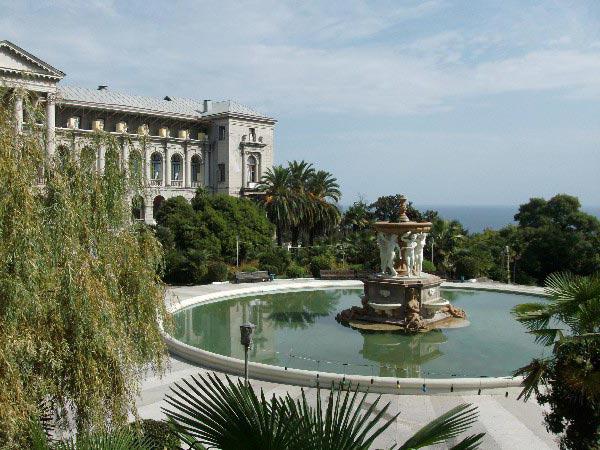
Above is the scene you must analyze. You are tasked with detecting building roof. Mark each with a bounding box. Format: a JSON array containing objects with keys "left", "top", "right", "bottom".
[
  {"left": 57, "top": 85, "right": 273, "bottom": 121},
  {"left": 0, "top": 40, "right": 65, "bottom": 80}
]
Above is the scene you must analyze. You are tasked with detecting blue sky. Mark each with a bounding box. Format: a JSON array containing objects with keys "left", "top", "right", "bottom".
[{"left": 3, "top": 0, "right": 599, "bottom": 206}]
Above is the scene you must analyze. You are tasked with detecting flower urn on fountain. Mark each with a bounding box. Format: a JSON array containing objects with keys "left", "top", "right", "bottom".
[{"left": 336, "top": 195, "right": 466, "bottom": 332}]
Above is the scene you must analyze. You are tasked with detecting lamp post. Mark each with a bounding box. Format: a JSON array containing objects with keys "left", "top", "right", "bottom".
[
  {"left": 240, "top": 322, "right": 255, "bottom": 386},
  {"left": 505, "top": 246, "right": 510, "bottom": 284}
]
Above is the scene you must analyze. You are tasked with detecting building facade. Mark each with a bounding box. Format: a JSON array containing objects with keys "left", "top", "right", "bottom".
[{"left": 0, "top": 40, "right": 275, "bottom": 223}]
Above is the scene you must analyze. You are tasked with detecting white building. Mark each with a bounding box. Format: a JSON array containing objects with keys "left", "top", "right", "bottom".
[{"left": 0, "top": 40, "right": 276, "bottom": 223}]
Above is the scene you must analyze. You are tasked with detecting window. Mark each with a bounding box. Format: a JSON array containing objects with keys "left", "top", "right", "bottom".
[
  {"left": 247, "top": 155, "right": 257, "bottom": 183},
  {"left": 80, "top": 146, "right": 96, "bottom": 171},
  {"left": 249, "top": 127, "right": 256, "bottom": 142},
  {"left": 218, "top": 126, "right": 226, "bottom": 140},
  {"left": 151, "top": 153, "right": 163, "bottom": 179},
  {"left": 191, "top": 155, "right": 201, "bottom": 182},
  {"left": 129, "top": 150, "right": 142, "bottom": 178},
  {"left": 218, "top": 163, "right": 226, "bottom": 182},
  {"left": 171, "top": 154, "right": 182, "bottom": 180}
]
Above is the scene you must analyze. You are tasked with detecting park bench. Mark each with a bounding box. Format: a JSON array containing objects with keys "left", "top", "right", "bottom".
[
  {"left": 234, "top": 270, "right": 272, "bottom": 283},
  {"left": 319, "top": 269, "right": 357, "bottom": 280}
]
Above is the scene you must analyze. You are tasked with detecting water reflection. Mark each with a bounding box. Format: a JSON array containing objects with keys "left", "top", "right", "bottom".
[
  {"left": 266, "top": 289, "right": 341, "bottom": 329},
  {"left": 173, "top": 288, "right": 545, "bottom": 378},
  {"left": 357, "top": 330, "right": 447, "bottom": 377}
]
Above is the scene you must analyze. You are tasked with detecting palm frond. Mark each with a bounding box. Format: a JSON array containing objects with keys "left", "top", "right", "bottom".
[
  {"left": 55, "top": 429, "right": 150, "bottom": 450},
  {"left": 163, "top": 372, "right": 297, "bottom": 449},
  {"left": 449, "top": 432, "right": 486, "bottom": 450},
  {"left": 282, "top": 383, "right": 398, "bottom": 450},
  {"left": 399, "top": 404, "right": 480, "bottom": 449},
  {"left": 528, "top": 328, "right": 565, "bottom": 346},
  {"left": 513, "top": 358, "right": 552, "bottom": 401}
]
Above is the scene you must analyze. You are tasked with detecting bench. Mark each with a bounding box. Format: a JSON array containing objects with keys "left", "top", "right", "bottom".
[
  {"left": 319, "top": 269, "right": 357, "bottom": 280},
  {"left": 234, "top": 270, "right": 272, "bottom": 283}
]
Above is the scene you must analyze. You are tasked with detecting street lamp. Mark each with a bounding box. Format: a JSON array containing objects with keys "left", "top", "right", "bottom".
[{"left": 240, "top": 322, "right": 255, "bottom": 386}]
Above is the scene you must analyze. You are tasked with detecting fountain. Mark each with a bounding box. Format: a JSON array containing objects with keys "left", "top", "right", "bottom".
[{"left": 336, "top": 195, "right": 467, "bottom": 332}]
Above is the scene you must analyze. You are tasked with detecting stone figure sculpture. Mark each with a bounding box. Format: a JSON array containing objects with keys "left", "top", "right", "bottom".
[
  {"left": 401, "top": 232, "right": 417, "bottom": 277},
  {"left": 414, "top": 232, "right": 427, "bottom": 276},
  {"left": 377, "top": 232, "right": 398, "bottom": 276},
  {"left": 405, "top": 290, "right": 424, "bottom": 331}
]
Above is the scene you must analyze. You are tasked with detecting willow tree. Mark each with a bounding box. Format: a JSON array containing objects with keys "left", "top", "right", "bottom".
[{"left": 0, "top": 91, "right": 168, "bottom": 448}]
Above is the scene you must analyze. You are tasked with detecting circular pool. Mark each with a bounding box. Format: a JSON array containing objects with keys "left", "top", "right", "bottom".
[{"left": 172, "top": 287, "right": 547, "bottom": 379}]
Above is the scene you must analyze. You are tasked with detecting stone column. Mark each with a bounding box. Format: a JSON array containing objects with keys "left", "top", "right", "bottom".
[
  {"left": 97, "top": 145, "right": 105, "bottom": 174},
  {"left": 121, "top": 141, "right": 129, "bottom": 174},
  {"left": 14, "top": 92, "right": 24, "bottom": 133},
  {"left": 46, "top": 93, "right": 56, "bottom": 157},
  {"left": 204, "top": 147, "right": 210, "bottom": 188},
  {"left": 144, "top": 145, "right": 152, "bottom": 184},
  {"left": 184, "top": 148, "right": 191, "bottom": 188},
  {"left": 164, "top": 146, "right": 171, "bottom": 186},
  {"left": 241, "top": 149, "right": 246, "bottom": 190}
]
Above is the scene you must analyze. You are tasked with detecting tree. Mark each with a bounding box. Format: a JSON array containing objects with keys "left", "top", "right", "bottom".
[
  {"left": 0, "top": 100, "right": 167, "bottom": 447},
  {"left": 430, "top": 219, "right": 467, "bottom": 278},
  {"left": 259, "top": 165, "right": 297, "bottom": 245},
  {"left": 513, "top": 272, "right": 600, "bottom": 449},
  {"left": 155, "top": 190, "right": 274, "bottom": 283},
  {"left": 341, "top": 200, "right": 373, "bottom": 234},
  {"left": 306, "top": 169, "right": 341, "bottom": 244},
  {"left": 514, "top": 195, "right": 600, "bottom": 284},
  {"left": 164, "top": 372, "right": 485, "bottom": 449}
]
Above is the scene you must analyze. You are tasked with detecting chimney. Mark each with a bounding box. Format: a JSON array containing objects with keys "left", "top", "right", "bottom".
[
  {"left": 97, "top": 85, "right": 108, "bottom": 91},
  {"left": 203, "top": 99, "right": 212, "bottom": 113}
]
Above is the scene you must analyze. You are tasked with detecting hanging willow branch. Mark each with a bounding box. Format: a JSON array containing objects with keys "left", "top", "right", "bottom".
[{"left": 0, "top": 91, "right": 169, "bottom": 448}]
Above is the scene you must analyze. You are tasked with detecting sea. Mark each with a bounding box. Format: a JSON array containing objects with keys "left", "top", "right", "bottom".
[{"left": 418, "top": 205, "right": 600, "bottom": 233}]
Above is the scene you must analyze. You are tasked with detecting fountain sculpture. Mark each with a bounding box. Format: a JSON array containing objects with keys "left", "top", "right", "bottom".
[{"left": 336, "top": 196, "right": 466, "bottom": 332}]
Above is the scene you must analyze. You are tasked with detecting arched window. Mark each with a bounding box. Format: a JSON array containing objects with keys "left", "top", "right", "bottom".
[
  {"left": 171, "top": 153, "right": 182, "bottom": 181},
  {"left": 132, "top": 195, "right": 145, "bottom": 221},
  {"left": 247, "top": 155, "right": 258, "bottom": 184},
  {"left": 57, "top": 145, "right": 70, "bottom": 168},
  {"left": 153, "top": 195, "right": 165, "bottom": 219},
  {"left": 191, "top": 155, "right": 201, "bottom": 184},
  {"left": 151, "top": 153, "right": 163, "bottom": 181},
  {"left": 129, "top": 150, "right": 142, "bottom": 179},
  {"left": 80, "top": 146, "right": 96, "bottom": 171}
]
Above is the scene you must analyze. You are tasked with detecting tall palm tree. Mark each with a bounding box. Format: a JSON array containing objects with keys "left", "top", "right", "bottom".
[
  {"left": 287, "top": 160, "right": 316, "bottom": 246},
  {"left": 164, "top": 372, "right": 485, "bottom": 450},
  {"left": 306, "top": 170, "right": 341, "bottom": 244},
  {"left": 259, "top": 166, "right": 296, "bottom": 246},
  {"left": 430, "top": 219, "right": 465, "bottom": 277},
  {"left": 513, "top": 272, "right": 600, "bottom": 401}
]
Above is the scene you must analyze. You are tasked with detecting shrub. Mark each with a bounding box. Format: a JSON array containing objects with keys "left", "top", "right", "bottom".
[
  {"left": 422, "top": 260, "right": 436, "bottom": 274},
  {"left": 204, "top": 261, "right": 229, "bottom": 283},
  {"left": 309, "top": 254, "right": 335, "bottom": 278},
  {"left": 258, "top": 247, "right": 291, "bottom": 275},
  {"left": 286, "top": 263, "right": 309, "bottom": 278},
  {"left": 129, "top": 419, "right": 179, "bottom": 449}
]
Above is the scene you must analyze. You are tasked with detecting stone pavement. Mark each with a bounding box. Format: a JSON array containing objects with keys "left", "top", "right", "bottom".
[{"left": 138, "top": 280, "right": 558, "bottom": 449}]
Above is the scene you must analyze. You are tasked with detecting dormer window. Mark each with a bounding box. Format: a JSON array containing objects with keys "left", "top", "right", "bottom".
[{"left": 249, "top": 128, "right": 256, "bottom": 142}]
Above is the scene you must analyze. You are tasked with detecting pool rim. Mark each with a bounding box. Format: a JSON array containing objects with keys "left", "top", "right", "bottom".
[{"left": 164, "top": 279, "right": 546, "bottom": 395}]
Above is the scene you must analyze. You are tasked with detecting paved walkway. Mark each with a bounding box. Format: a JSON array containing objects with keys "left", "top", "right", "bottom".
[{"left": 139, "top": 280, "right": 558, "bottom": 449}]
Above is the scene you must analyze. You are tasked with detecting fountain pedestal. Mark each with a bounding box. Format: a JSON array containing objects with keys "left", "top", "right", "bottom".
[{"left": 336, "top": 196, "right": 466, "bottom": 332}]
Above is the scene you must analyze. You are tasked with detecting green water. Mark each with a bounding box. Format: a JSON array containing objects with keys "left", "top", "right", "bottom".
[{"left": 173, "top": 288, "right": 547, "bottom": 378}]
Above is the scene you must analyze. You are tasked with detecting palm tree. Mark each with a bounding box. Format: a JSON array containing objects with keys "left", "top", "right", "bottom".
[
  {"left": 259, "top": 166, "right": 296, "bottom": 246},
  {"left": 430, "top": 219, "right": 465, "bottom": 278},
  {"left": 306, "top": 170, "right": 341, "bottom": 244},
  {"left": 287, "top": 160, "right": 316, "bottom": 246},
  {"left": 163, "top": 372, "right": 485, "bottom": 450},
  {"left": 512, "top": 272, "right": 600, "bottom": 401}
]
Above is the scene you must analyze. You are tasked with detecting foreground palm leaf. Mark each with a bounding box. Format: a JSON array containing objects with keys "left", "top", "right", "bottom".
[
  {"left": 163, "top": 372, "right": 298, "bottom": 449},
  {"left": 399, "top": 403, "right": 484, "bottom": 449},
  {"left": 512, "top": 272, "right": 600, "bottom": 400},
  {"left": 282, "top": 384, "right": 398, "bottom": 450},
  {"left": 164, "top": 372, "right": 483, "bottom": 449}
]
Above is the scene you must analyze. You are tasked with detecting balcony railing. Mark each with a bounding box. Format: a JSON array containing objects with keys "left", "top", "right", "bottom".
[
  {"left": 191, "top": 181, "right": 201, "bottom": 188},
  {"left": 149, "top": 179, "right": 162, "bottom": 186},
  {"left": 171, "top": 180, "right": 183, "bottom": 187}
]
